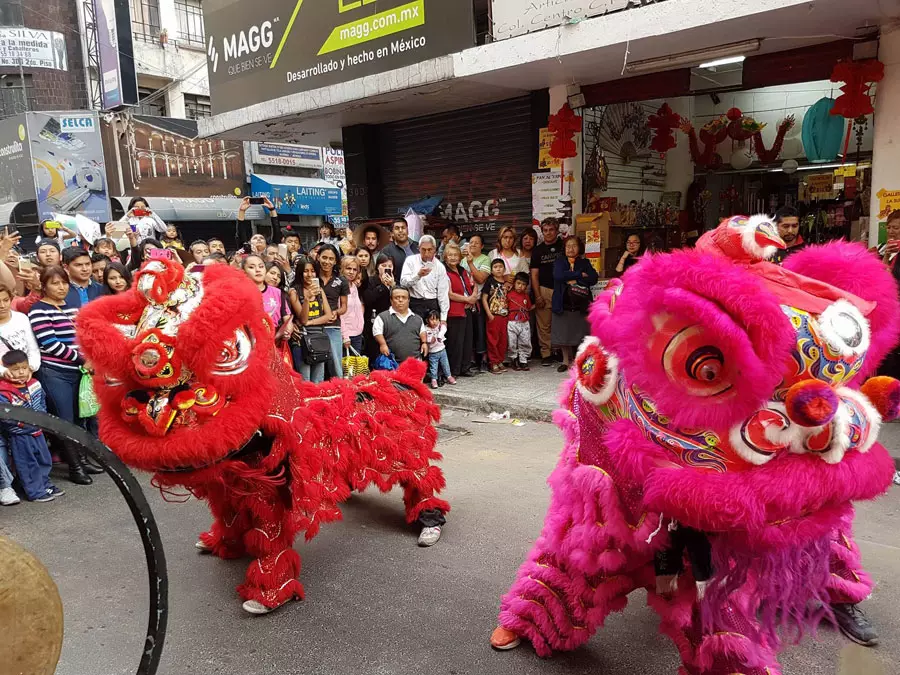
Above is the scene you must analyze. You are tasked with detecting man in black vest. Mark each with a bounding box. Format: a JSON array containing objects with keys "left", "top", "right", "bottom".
[
  {"left": 371, "top": 286, "right": 446, "bottom": 547},
  {"left": 372, "top": 286, "right": 428, "bottom": 364}
]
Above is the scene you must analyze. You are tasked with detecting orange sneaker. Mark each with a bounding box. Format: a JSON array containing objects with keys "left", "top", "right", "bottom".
[{"left": 490, "top": 626, "right": 521, "bottom": 650}]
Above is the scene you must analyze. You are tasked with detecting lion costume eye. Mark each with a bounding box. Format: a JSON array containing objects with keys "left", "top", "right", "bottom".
[
  {"left": 817, "top": 299, "right": 869, "bottom": 358},
  {"left": 210, "top": 327, "right": 254, "bottom": 376},
  {"left": 651, "top": 315, "right": 734, "bottom": 398}
]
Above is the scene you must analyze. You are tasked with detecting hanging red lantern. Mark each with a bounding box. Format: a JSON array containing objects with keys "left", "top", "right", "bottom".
[
  {"left": 648, "top": 103, "right": 682, "bottom": 156},
  {"left": 830, "top": 59, "right": 884, "bottom": 160},
  {"left": 548, "top": 103, "right": 582, "bottom": 159},
  {"left": 831, "top": 59, "right": 884, "bottom": 119}
]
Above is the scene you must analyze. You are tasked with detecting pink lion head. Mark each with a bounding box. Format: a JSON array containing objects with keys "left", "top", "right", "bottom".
[{"left": 578, "top": 216, "right": 897, "bottom": 540}]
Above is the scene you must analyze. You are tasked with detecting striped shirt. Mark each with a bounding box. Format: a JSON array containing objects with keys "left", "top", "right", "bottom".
[{"left": 28, "top": 301, "right": 81, "bottom": 371}]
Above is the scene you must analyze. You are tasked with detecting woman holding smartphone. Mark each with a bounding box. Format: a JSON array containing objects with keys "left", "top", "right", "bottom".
[
  {"left": 316, "top": 244, "right": 349, "bottom": 378},
  {"left": 119, "top": 197, "right": 167, "bottom": 241},
  {"left": 288, "top": 257, "right": 334, "bottom": 383}
]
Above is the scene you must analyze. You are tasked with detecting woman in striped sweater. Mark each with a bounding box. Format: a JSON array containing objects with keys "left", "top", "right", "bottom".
[{"left": 28, "top": 266, "right": 92, "bottom": 485}]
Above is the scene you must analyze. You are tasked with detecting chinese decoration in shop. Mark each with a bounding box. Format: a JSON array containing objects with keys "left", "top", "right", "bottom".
[
  {"left": 830, "top": 59, "right": 884, "bottom": 159},
  {"left": 680, "top": 107, "right": 795, "bottom": 168},
  {"left": 647, "top": 103, "right": 682, "bottom": 156},
  {"left": 548, "top": 103, "right": 582, "bottom": 160}
]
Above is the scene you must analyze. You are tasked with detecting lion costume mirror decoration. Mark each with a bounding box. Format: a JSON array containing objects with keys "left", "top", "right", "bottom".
[{"left": 490, "top": 215, "right": 899, "bottom": 674}]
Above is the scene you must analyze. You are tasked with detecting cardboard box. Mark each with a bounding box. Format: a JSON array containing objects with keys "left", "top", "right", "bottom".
[{"left": 575, "top": 212, "right": 611, "bottom": 249}]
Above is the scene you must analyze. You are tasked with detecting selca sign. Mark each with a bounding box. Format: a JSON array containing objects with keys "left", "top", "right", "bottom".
[{"left": 60, "top": 116, "right": 96, "bottom": 133}]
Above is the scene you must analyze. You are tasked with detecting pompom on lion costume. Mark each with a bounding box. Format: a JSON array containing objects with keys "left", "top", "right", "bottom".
[
  {"left": 76, "top": 260, "right": 450, "bottom": 614},
  {"left": 490, "top": 216, "right": 899, "bottom": 674}
]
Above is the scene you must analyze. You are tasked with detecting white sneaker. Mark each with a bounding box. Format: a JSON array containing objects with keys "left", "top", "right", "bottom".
[
  {"left": 242, "top": 600, "right": 275, "bottom": 615},
  {"left": 417, "top": 525, "right": 442, "bottom": 547},
  {"left": 0, "top": 487, "right": 20, "bottom": 505},
  {"left": 893, "top": 470, "right": 900, "bottom": 486}
]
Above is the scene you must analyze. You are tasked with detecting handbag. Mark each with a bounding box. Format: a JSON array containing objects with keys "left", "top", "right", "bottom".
[
  {"left": 301, "top": 329, "right": 332, "bottom": 365},
  {"left": 342, "top": 345, "right": 370, "bottom": 378},
  {"left": 78, "top": 367, "right": 100, "bottom": 418},
  {"left": 564, "top": 282, "right": 593, "bottom": 313}
]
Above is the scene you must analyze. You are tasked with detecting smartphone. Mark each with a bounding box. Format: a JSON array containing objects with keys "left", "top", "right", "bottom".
[
  {"left": 249, "top": 197, "right": 265, "bottom": 205},
  {"left": 311, "top": 278, "right": 320, "bottom": 290},
  {"left": 278, "top": 243, "right": 288, "bottom": 259},
  {"left": 17, "top": 257, "right": 34, "bottom": 272},
  {"left": 148, "top": 248, "right": 175, "bottom": 262},
  {"left": 132, "top": 208, "right": 150, "bottom": 218}
]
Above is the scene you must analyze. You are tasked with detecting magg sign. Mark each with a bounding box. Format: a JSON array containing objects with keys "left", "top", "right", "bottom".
[{"left": 203, "top": 0, "right": 474, "bottom": 114}]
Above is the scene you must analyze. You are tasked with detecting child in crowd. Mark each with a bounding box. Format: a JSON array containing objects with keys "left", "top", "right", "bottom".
[
  {"left": 482, "top": 259, "right": 510, "bottom": 375},
  {"left": 424, "top": 311, "right": 454, "bottom": 389},
  {"left": 0, "top": 350, "right": 61, "bottom": 502},
  {"left": 506, "top": 272, "right": 533, "bottom": 371},
  {"left": 161, "top": 224, "right": 185, "bottom": 250},
  {"left": 340, "top": 256, "right": 365, "bottom": 354}
]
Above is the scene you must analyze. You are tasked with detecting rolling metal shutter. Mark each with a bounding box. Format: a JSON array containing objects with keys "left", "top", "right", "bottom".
[{"left": 378, "top": 95, "right": 538, "bottom": 243}]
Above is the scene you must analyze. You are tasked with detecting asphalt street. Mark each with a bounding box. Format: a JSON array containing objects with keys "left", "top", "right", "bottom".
[{"left": 2, "top": 414, "right": 899, "bottom": 675}]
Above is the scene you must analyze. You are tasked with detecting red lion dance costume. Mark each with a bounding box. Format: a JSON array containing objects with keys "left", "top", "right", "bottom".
[
  {"left": 76, "top": 260, "right": 450, "bottom": 614},
  {"left": 490, "top": 216, "right": 899, "bottom": 674}
]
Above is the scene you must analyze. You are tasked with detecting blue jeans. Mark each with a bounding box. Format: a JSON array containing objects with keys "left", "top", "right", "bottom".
[
  {"left": 10, "top": 433, "right": 52, "bottom": 500},
  {"left": 37, "top": 366, "right": 81, "bottom": 423},
  {"left": 346, "top": 334, "right": 364, "bottom": 354},
  {"left": 428, "top": 350, "right": 451, "bottom": 381},
  {"left": 325, "top": 326, "right": 343, "bottom": 378},
  {"left": 0, "top": 436, "right": 14, "bottom": 490}
]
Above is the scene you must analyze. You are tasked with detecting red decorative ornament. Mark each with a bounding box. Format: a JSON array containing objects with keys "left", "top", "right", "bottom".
[
  {"left": 830, "top": 59, "right": 884, "bottom": 159},
  {"left": 752, "top": 116, "right": 795, "bottom": 164},
  {"left": 680, "top": 116, "right": 727, "bottom": 169},
  {"left": 648, "top": 103, "right": 682, "bottom": 156},
  {"left": 548, "top": 103, "right": 583, "bottom": 159},
  {"left": 831, "top": 59, "right": 884, "bottom": 119}
]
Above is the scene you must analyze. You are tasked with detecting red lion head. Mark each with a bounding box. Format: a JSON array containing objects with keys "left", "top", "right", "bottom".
[{"left": 77, "top": 261, "right": 280, "bottom": 472}]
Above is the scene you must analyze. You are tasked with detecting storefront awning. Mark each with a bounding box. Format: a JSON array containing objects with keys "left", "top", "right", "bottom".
[
  {"left": 114, "top": 197, "right": 266, "bottom": 222},
  {"left": 249, "top": 174, "right": 342, "bottom": 217}
]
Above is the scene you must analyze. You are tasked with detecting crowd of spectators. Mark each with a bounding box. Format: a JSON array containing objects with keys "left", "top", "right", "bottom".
[{"left": 0, "top": 198, "right": 599, "bottom": 506}]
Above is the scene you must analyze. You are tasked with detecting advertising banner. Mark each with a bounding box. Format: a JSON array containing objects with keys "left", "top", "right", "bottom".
[
  {"left": 94, "top": 0, "right": 138, "bottom": 109},
  {"left": 250, "top": 174, "right": 343, "bottom": 216},
  {"left": 322, "top": 147, "right": 348, "bottom": 225},
  {"left": 27, "top": 111, "right": 111, "bottom": 223},
  {"left": 491, "top": 0, "right": 669, "bottom": 41},
  {"left": 101, "top": 115, "right": 246, "bottom": 198},
  {"left": 0, "top": 115, "right": 36, "bottom": 206},
  {"left": 0, "top": 28, "right": 67, "bottom": 70},
  {"left": 251, "top": 142, "right": 322, "bottom": 169},
  {"left": 532, "top": 169, "right": 572, "bottom": 226},
  {"left": 203, "top": 0, "right": 474, "bottom": 114}
]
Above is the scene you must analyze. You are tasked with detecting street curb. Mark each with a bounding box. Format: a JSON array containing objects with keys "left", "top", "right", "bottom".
[{"left": 432, "top": 391, "right": 556, "bottom": 423}]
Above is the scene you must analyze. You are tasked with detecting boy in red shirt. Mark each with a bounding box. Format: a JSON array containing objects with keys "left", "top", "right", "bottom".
[{"left": 506, "top": 272, "right": 533, "bottom": 371}]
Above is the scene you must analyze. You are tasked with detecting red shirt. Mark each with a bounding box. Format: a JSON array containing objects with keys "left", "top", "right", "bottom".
[
  {"left": 446, "top": 266, "right": 474, "bottom": 318},
  {"left": 507, "top": 290, "right": 531, "bottom": 323}
]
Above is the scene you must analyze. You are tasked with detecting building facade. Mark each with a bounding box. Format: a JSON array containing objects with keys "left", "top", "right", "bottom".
[{"left": 0, "top": 0, "right": 89, "bottom": 115}]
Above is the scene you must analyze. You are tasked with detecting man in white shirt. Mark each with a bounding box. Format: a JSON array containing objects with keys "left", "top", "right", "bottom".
[{"left": 400, "top": 234, "right": 450, "bottom": 323}]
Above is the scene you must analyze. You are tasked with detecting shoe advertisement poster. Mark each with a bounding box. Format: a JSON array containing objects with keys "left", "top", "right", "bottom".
[
  {"left": 203, "top": 0, "right": 474, "bottom": 114},
  {"left": 26, "top": 111, "right": 112, "bottom": 223}
]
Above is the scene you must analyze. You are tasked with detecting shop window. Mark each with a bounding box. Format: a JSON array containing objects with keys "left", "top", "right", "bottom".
[
  {"left": 184, "top": 93, "right": 211, "bottom": 119},
  {"left": 136, "top": 87, "right": 167, "bottom": 117},
  {"left": 0, "top": 0, "right": 23, "bottom": 27},
  {"left": 0, "top": 74, "right": 34, "bottom": 116},
  {"left": 175, "top": 0, "right": 204, "bottom": 48},
  {"left": 130, "top": 0, "right": 161, "bottom": 42}
]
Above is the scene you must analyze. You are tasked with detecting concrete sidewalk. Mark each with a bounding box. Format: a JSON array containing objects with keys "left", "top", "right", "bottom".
[
  {"left": 432, "top": 360, "right": 567, "bottom": 422},
  {"left": 432, "top": 360, "right": 900, "bottom": 466}
]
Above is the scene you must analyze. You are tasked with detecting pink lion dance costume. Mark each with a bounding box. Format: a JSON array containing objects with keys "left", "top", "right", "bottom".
[
  {"left": 76, "top": 260, "right": 450, "bottom": 613},
  {"left": 491, "top": 216, "right": 899, "bottom": 674}
]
